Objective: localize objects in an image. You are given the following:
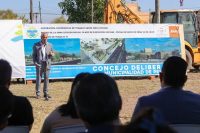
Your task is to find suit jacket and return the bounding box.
[32,41,53,69]
[84,125,119,133]
[132,87,200,124]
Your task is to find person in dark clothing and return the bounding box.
[125,108,176,133]
[8,96,33,127]
[0,87,14,130]
[0,59,34,130]
[73,73,122,133]
[132,56,200,124]
[58,72,90,117]
[41,72,90,133]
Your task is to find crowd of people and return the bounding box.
[0,56,200,133]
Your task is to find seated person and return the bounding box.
[0,87,14,130]
[73,73,122,133]
[125,108,176,133]
[132,56,200,124]
[0,59,34,130]
[41,73,90,133]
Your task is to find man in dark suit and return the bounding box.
[32,32,54,100]
[132,56,200,124]
[0,59,34,130]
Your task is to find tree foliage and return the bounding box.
[52,16,68,23]
[0,9,28,23]
[58,0,105,23]
[0,10,17,19]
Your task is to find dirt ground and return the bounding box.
[9,72,200,133]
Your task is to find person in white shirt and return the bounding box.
[32,32,54,101]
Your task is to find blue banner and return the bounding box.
[24,24,183,79]
[26,63,163,79]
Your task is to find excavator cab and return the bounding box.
[152,10,200,69]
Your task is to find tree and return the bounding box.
[58,0,105,23]
[18,15,29,23]
[0,10,17,19]
[52,16,68,23]
[0,10,28,23]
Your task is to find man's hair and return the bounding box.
[0,59,12,86]
[41,32,48,37]
[73,73,122,126]
[0,87,14,126]
[162,56,187,88]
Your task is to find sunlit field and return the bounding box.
[9,72,200,133]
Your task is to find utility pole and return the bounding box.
[180,0,184,6]
[35,13,38,23]
[91,0,94,23]
[39,1,42,23]
[155,0,160,23]
[30,0,33,23]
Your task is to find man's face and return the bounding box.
[41,34,48,44]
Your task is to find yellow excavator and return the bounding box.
[104,0,144,24]
[104,0,200,69]
[151,10,200,69]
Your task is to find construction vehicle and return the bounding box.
[151,10,200,69]
[104,0,144,24]
[104,0,200,69]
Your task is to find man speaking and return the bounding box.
[32,32,54,101]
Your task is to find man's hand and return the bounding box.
[49,51,55,56]
[35,63,41,69]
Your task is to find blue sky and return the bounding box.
[0,0,63,23]
[132,0,200,12]
[0,0,200,23]
[125,38,181,53]
[24,38,80,56]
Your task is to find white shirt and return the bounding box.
[42,44,46,60]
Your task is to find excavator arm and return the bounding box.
[104,0,144,24]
